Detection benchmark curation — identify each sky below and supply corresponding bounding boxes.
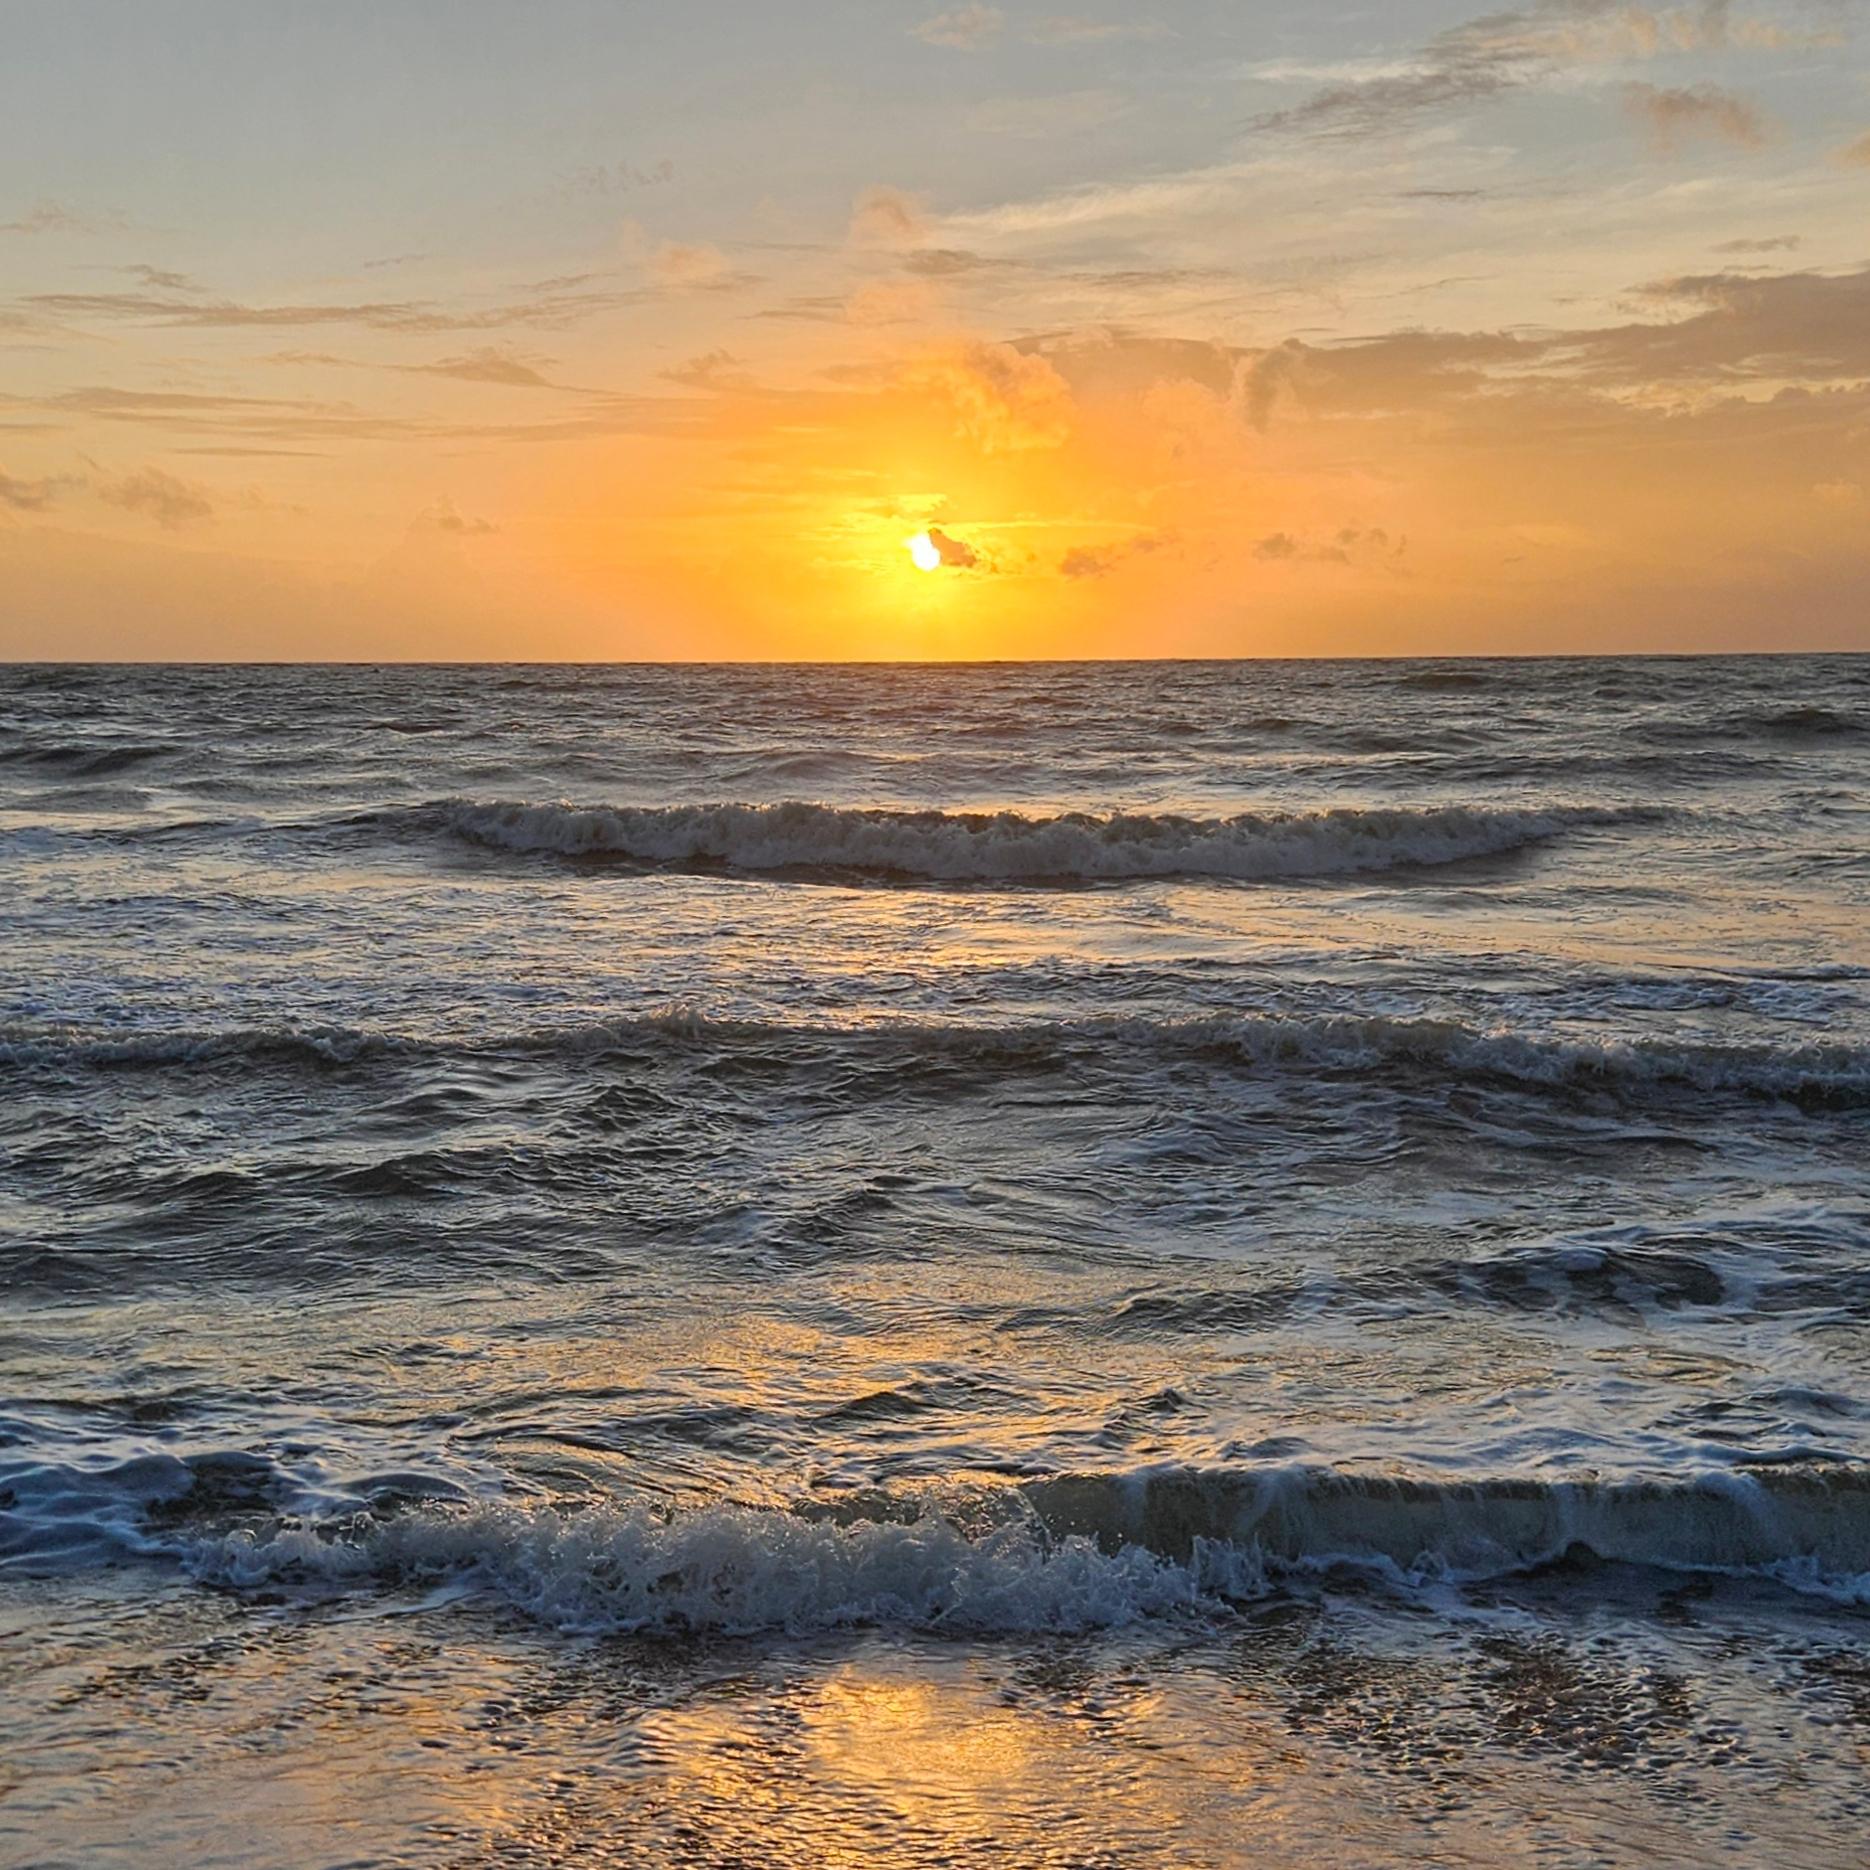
[2,0,1868,661]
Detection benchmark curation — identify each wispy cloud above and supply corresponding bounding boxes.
[1251,2,1814,141]
[659,350,755,392]
[400,347,561,388]
[851,187,928,246]
[646,242,758,292]
[118,264,202,292]
[416,497,496,536]
[0,200,101,235]
[1025,14,1169,44]
[910,340,1074,452]
[911,5,1003,50]
[1059,530,1170,577]
[0,466,66,510]
[1621,81,1769,152]
[19,287,643,333]
[941,159,1258,239]
[2,377,715,449]
[1712,234,1800,253]
[901,247,1016,277]
[555,158,675,202]
[95,465,215,528]
[1254,525,1403,567]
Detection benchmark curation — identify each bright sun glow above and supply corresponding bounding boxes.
[906,531,942,573]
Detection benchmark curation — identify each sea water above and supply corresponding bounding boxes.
[2,657,1866,1866]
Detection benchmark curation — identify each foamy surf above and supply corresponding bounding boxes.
[171,1463,1870,1635]
[403,797,1640,882]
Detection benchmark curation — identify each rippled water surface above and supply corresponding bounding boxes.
[2,657,1867,1867]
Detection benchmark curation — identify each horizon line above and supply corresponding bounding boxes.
[5,648,1866,672]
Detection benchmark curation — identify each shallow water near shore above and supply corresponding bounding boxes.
[2,655,1867,1866]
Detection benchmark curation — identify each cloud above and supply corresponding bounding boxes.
[1621,82,1768,152]
[0,200,94,235]
[1840,131,1870,168]
[647,242,753,291]
[556,158,675,201]
[924,526,979,568]
[753,294,849,324]
[902,247,1011,277]
[1059,531,1169,577]
[850,186,928,246]
[1119,261,1870,424]
[1025,15,1170,45]
[417,497,496,536]
[120,264,201,292]
[95,466,215,528]
[1712,234,1799,254]
[402,347,558,388]
[1252,2,1807,141]
[1248,12,1539,138]
[911,5,1003,49]
[1235,339,1310,431]
[2,375,712,449]
[659,349,753,391]
[1604,264,1870,380]
[12,383,428,444]
[912,340,1074,452]
[19,286,641,332]
[0,467,64,510]
[1254,526,1402,566]
[845,278,941,326]
[1070,265,1225,294]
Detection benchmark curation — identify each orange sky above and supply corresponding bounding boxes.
[2,2,1868,658]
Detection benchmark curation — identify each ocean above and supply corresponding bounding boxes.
[2,655,1866,1868]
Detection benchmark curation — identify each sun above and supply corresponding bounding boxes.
[906,531,942,573]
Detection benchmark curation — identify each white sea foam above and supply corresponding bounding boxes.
[418,798,1636,882]
[171,1464,1870,1636]
[187,1499,1249,1635]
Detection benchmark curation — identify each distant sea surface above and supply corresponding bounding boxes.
[3,656,1867,1868]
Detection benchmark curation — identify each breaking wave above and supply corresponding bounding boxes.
[165,1462,1870,1633]
[397,798,1640,883]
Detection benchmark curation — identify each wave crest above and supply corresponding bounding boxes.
[3,1008,1863,1103]
[179,1463,1870,1634]
[407,798,1637,883]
